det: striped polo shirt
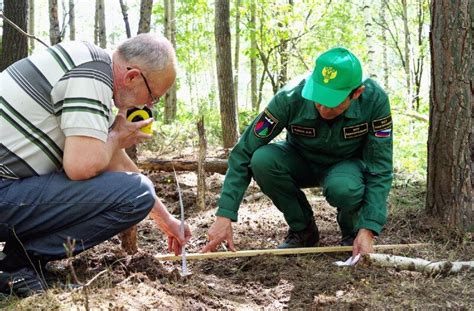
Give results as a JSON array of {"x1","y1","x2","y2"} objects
[{"x1": 0, "y1": 41, "x2": 114, "y2": 179}]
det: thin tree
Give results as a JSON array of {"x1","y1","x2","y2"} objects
[
  {"x1": 119, "y1": 0, "x2": 131, "y2": 39},
  {"x1": 249, "y1": 0, "x2": 258, "y2": 112},
  {"x1": 163, "y1": 0, "x2": 177, "y2": 123},
  {"x1": 138, "y1": 0, "x2": 153, "y2": 34},
  {"x1": 427, "y1": 0, "x2": 472, "y2": 231},
  {"x1": 49, "y1": 0, "x2": 61, "y2": 45},
  {"x1": 215, "y1": 0, "x2": 238, "y2": 147},
  {"x1": 69, "y1": 0, "x2": 75, "y2": 40},
  {"x1": 233, "y1": 0, "x2": 241, "y2": 108},
  {"x1": 28, "y1": 0, "x2": 34, "y2": 53},
  {"x1": 94, "y1": 0, "x2": 106, "y2": 48}
]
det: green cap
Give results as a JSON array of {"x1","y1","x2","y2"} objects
[{"x1": 302, "y1": 47, "x2": 362, "y2": 108}]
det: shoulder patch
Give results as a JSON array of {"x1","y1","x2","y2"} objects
[
  {"x1": 254, "y1": 109, "x2": 279, "y2": 138},
  {"x1": 343, "y1": 123, "x2": 368, "y2": 139},
  {"x1": 372, "y1": 115, "x2": 392, "y2": 131}
]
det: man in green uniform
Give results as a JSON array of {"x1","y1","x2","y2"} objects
[{"x1": 202, "y1": 47, "x2": 392, "y2": 256}]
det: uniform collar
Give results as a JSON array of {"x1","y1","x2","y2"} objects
[{"x1": 343, "y1": 98, "x2": 361, "y2": 119}]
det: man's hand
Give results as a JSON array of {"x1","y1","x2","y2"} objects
[
  {"x1": 162, "y1": 217, "x2": 192, "y2": 256},
  {"x1": 109, "y1": 111, "x2": 153, "y2": 149},
  {"x1": 352, "y1": 228, "x2": 374, "y2": 257},
  {"x1": 201, "y1": 216, "x2": 236, "y2": 253},
  {"x1": 149, "y1": 198, "x2": 192, "y2": 256}
]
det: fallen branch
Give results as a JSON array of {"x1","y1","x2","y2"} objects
[
  {"x1": 154, "y1": 243, "x2": 428, "y2": 261},
  {"x1": 362, "y1": 253, "x2": 474, "y2": 276},
  {"x1": 139, "y1": 158, "x2": 228, "y2": 175}
]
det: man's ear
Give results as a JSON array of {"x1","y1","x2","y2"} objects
[
  {"x1": 124, "y1": 68, "x2": 140, "y2": 86},
  {"x1": 352, "y1": 85, "x2": 365, "y2": 100}
]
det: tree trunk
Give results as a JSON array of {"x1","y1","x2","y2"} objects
[
  {"x1": 196, "y1": 117, "x2": 207, "y2": 211},
  {"x1": 362, "y1": 0, "x2": 375, "y2": 78},
  {"x1": 250, "y1": 0, "x2": 258, "y2": 112},
  {"x1": 215, "y1": 0, "x2": 238, "y2": 148},
  {"x1": 138, "y1": 0, "x2": 153, "y2": 34},
  {"x1": 48, "y1": 0, "x2": 61, "y2": 45},
  {"x1": 0, "y1": 0, "x2": 28, "y2": 71},
  {"x1": 94, "y1": 0, "x2": 106, "y2": 48},
  {"x1": 381, "y1": 0, "x2": 389, "y2": 90},
  {"x1": 28, "y1": 0, "x2": 34, "y2": 53},
  {"x1": 427, "y1": 0, "x2": 472, "y2": 232},
  {"x1": 402, "y1": 0, "x2": 413, "y2": 109},
  {"x1": 163, "y1": 0, "x2": 177, "y2": 123},
  {"x1": 233, "y1": 0, "x2": 241, "y2": 109},
  {"x1": 119, "y1": 0, "x2": 132, "y2": 39},
  {"x1": 68, "y1": 0, "x2": 75, "y2": 40}
]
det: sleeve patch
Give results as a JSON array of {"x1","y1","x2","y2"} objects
[
  {"x1": 254, "y1": 109, "x2": 279, "y2": 138},
  {"x1": 372, "y1": 115, "x2": 392, "y2": 131}
]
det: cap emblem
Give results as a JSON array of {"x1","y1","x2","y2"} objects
[{"x1": 322, "y1": 66, "x2": 337, "y2": 83}]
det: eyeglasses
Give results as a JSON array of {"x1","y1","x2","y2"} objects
[{"x1": 127, "y1": 67, "x2": 160, "y2": 104}]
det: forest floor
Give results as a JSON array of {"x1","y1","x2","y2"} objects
[{"x1": 3, "y1": 151, "x2": 474, "y2": 310}]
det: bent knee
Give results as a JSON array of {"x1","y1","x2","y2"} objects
[{"x1": 324, "y1": 176, "x2": 364, "y2": 209}]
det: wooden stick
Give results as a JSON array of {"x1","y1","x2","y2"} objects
[{"x1": 154, "y1": 243, "x2": 429, "y2": 261}]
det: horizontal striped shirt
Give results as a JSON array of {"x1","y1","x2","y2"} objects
[{"x1": 0, "y1": 41, "x2": 114, "y2": 179}]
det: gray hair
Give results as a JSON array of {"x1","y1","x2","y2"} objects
[{"x1": 117, "y1": 33, "x2": 176, "y2": 72}]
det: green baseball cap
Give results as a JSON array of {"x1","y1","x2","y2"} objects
[{"x1": 302, "y1": 47, "x2": 362, "y2": 108}]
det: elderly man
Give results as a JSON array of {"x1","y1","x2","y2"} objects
[
  {"x1": 0, "y1": 34, "x2": 191, "y2": 297},
  {"x1": 203, "y1": 47, "x2": 392, "y2": 258}
]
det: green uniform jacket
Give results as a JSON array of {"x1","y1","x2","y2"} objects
[{"x1": 216, "y1": 77, "x2": 393, "y2": 234}]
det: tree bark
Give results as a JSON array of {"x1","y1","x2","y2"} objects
[
  {"x1": 119, "y1": 0, "x2": 131, "y2": 39},
  {"x1": 28, "y1": 0, "x2": 34, "y2": 53},
  {"x1": 138, "y1": 0, "x2": 153, "y2": 34},
  {"x1": 163, "y1": 0, "x2": 177, "y2": 123},
  {"x1": 0, "y1": 0, "x2": 28, "y2": 71},
  {"x1": 48, "y1": 0, "x2": 61, "y2": 45},
  {"x1": 427, "y1": 0, "x2": 472, "y2": 231},
  {"x1": 215, "y1": 0, "x2": 238, "y2": 148},
  {"x1": 68, "y1": 0, "x2": 75, "y2": 40}
]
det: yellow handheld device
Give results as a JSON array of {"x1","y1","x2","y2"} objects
[{"x1": 126, "y1": 107, "x2": 154, "y2": 135}]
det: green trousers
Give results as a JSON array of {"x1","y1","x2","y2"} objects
[{"x1": 250, "y1": 142, "x2": 365, "y2": 236}]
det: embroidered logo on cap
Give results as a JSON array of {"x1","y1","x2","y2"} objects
[
  {"x1": 322, "y1": 66, "x2": 337, "y2": 83},
  {"x1": 254, "y1": 109, "x2": 279, "y2": 138}
]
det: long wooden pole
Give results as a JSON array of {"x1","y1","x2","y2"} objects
[{"x1": 155, "y1": 243, "x2": 429, "y2": 261}]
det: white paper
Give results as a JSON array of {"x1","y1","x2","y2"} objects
[{"x1": 334, "y1": 254, "x2": 361, "y2": 266}]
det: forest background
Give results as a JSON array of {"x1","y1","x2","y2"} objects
[
  {"x1": 0, "y1": 0, "x2": 431, "y2": 184},
  {"x1": 0, "y1": 0, "x2": 472, "y2": 308}
]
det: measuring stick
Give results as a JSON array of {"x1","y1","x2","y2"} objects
[
  {"x1": 154, "y1": 243, "x2": 429, "y2": 261},
  {"x1": 172, "y1": 168, "x2": 190, "y2": 276}
]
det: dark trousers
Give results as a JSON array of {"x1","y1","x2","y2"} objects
[
  {"x1": 250, "y1": 142, "x2": 365, "y2": 236},
  {"x1": 0, "y1": 171, "x2": 155, "y2": 271}
]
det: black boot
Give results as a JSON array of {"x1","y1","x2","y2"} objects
[
  {"x1": 278, "y1": 218, "x2": 319, "y2": 249},
  {"x1": 340, "y1": 233, "x2": 356, "y2": 246}
]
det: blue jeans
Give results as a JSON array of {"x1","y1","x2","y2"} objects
[{"x1": 0, "y1": 171, "x2": 155, "y2": 268}]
